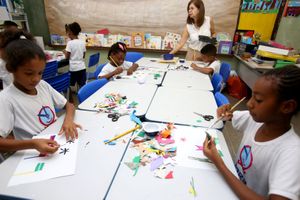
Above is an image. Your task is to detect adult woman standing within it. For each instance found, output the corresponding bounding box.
[170,0,216,61]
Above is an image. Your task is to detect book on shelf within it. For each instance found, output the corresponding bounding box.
[149,36,162,49]
[162,32,181,50]
[258,45,290,56]
[132,32,144,48]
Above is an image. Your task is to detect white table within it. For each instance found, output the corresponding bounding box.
[114,68,165,85]
[162,70,213,91]
[136,57,170,71]
[146,87,222,128]
[78,81,158,116]
[0,110,136,200]
[105,124,238,200]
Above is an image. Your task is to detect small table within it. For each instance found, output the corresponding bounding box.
[146,87,222,128]
[105,124,238,200]
[163,69,213,91]
[0,110,136,200]
[78,81,158,117]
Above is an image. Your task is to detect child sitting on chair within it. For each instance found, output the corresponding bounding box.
[98,42,139,80]
[191,43,220,75]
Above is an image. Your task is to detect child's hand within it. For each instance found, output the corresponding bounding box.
[191,63,198,69]
[59,121,82,141]
[114,66,123,75]
[203,137,223,166]
[217,104,233,121]
[33,139,60,154]
[127,69,133,75]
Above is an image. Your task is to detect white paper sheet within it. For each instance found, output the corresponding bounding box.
[8,134,78,186]
[173,126,223,171]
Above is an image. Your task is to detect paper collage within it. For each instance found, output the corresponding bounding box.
[94,93,138,117]
[8,134,78,186]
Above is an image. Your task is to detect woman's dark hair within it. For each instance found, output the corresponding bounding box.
[65,22,81,36]
[187,0,205,27]
[0,30,45,72]
[263,65,300,114]
[107,42,127,59]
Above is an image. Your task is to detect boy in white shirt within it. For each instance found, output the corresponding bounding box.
[98,42,139,80]
[191,43,221,75]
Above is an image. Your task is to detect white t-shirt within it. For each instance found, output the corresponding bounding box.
[98,61,133,80]
[0,58,13,88]
[205,59,221,74]
[187,16,211,51]
[232,111,300,199]
[0,80,67,140]
[65,39,86,72]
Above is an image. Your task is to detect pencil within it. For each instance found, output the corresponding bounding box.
[104,125,141,144]
[205,96,246,138]
[109,56,119,67]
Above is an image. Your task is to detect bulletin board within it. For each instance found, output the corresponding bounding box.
[237,0,283,41]
[44,0,240,37]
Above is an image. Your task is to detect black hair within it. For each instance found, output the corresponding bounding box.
[263,65,300,114]
[65,22,81,36]
[2,20,18,27]
[107,42,127,59]
[0,30,45,72]
[200,43,217,56]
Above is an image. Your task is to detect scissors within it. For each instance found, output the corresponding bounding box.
[107,112,128,122]
[193,112,214,121]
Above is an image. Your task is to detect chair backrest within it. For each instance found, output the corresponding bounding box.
[42,61,58,79]
[125,52,144,63]
[214,92,230,107]
[77,78,108,103]
[44,72,70,93]
[88,53,100,68]
[211,73,223,93]
[219,62,231,83]
[94,63,107,79]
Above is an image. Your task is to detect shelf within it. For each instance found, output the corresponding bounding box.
[50,45,188,55]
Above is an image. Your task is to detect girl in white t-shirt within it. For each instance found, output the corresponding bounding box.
[0,30,81,155]
[204,65,300,200]
[64,22,86,88]
[98,42,139,80]
[170,0,216,61]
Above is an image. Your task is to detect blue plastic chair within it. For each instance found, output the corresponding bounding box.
[77,78,108,103]
[214,92,230,107]
[211,73,223,93]
[94,63,107,79]
[42,61,58,79]
[86,53,100,81]
[125,52,144,63]
[44,72,70,94]
[219,62,231,83]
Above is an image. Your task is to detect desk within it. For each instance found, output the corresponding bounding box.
[234,55,271,89]
[78,81,158,116]
[105,124,238,200]
[0,110,136,200]
[136,57,170,72]
[146,87,223,128]
[162,70,213,91]
[114,68,165,85]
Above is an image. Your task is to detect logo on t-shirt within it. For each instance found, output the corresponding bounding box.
[37,106,55,126]
[235,145,253,184]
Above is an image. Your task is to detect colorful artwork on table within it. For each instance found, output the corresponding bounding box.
[8,134,78,186]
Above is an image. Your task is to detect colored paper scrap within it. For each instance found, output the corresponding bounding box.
[150,156,164,171]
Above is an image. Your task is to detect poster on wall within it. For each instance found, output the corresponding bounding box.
[241,0,283,13]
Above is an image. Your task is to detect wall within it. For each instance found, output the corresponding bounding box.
[275,16,300,51]
[23,0,51,45]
